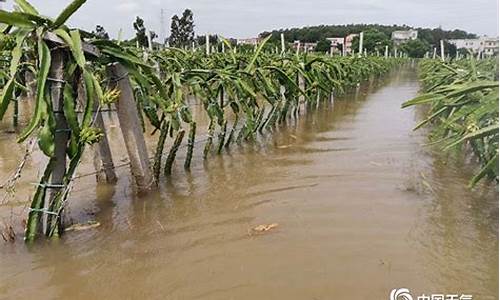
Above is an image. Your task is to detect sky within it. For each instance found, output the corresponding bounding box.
[2,0,499,41]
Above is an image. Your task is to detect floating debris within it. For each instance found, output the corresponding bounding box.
[65,221,101,232]
[252,223,279,233]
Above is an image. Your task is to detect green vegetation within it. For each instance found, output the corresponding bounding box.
[0,0,404,241]
[168,9,195,48]
[351,29,392,54]
[133,16,148,47]
[261,24,476,48]
[0,0,166,240]
[261,24,477,57]
[403,58,499,187]
[315,39,330,53]
[398,39,430,58]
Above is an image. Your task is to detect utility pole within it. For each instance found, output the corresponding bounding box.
[160,9,166,47]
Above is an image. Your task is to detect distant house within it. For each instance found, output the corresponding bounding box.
[344,34,359,54]
[448,38,483,53]
[293,40,317,52]
[237,38,261,46]
[449,36,499,56]
[326,37,344,54]
[391,30,418,45]
[483,37,499,56]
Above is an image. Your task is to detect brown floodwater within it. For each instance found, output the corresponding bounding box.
[0,66,498,300]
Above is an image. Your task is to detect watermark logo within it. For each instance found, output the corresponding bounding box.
[390,288,414,300]
[389,288,473,300]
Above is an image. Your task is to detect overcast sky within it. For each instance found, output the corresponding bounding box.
[2,0,498,40]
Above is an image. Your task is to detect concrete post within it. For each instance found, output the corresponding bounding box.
[281,33,285,54]
[108,63,152,193]
[440,40,445,61]
[358,32,364,55]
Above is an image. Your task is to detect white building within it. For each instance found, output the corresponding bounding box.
[327,37,344,47]
[391,30,418,45]
[293,41,317,52]
[326,37,344,54]
[237,38,261,46]
[448,36,499,56]
[483,37,499,56]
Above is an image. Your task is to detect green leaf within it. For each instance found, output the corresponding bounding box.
[0,78,16,120]
[413,106,447,130]
[444,123,499,150]
[51,0,86,29]
[14,0,39,15]
[38,117,55,157]
[402,93,441,108]
[63,83,80,137]
[53,29,85,68]
[18,38,51,142]
[446,81,498,98]
[10,30,30,77]
[245,35,271,73]
[81,70,94,128]
[100,46,152,68]
[0,10,35,28]
[469,152,498,187]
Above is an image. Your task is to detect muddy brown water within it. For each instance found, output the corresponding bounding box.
[0,66,498,300]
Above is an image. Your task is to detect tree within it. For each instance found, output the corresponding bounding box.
[260,24,477,49]
[399,39,430,58]
[179,9,195,46]
[195,34,218,46]
[442,41,457,57]
[92,25,109,40]
[169,15,181,47]
[170,9,196,48]
[315,39,330,52]
[352,29,391,54]
[149,31,158,43]
[133,16,148,48]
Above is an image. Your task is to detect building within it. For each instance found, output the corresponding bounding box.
[448,36,499,56]
[293,41,317,52]
[391,30,418,46]
[483,37,499,56]
[448,38,483,52]
[326,37,344,54]
[236,38,261,46]
[344,34,359,54]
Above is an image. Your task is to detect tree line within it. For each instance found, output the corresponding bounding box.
[260,24,478,57]
[90,14,479,58]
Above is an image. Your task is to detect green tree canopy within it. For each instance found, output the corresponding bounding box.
[169,15,181,47]
[315,39,331,53]
[351,29,392,54]
[92,25,109,40]
[169,9,195,48]
[133,16,148,48]
[399,39,430,58]
[260,24,477,48]
[180,9,195,46]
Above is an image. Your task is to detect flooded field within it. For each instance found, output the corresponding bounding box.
[0,67,497,299]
